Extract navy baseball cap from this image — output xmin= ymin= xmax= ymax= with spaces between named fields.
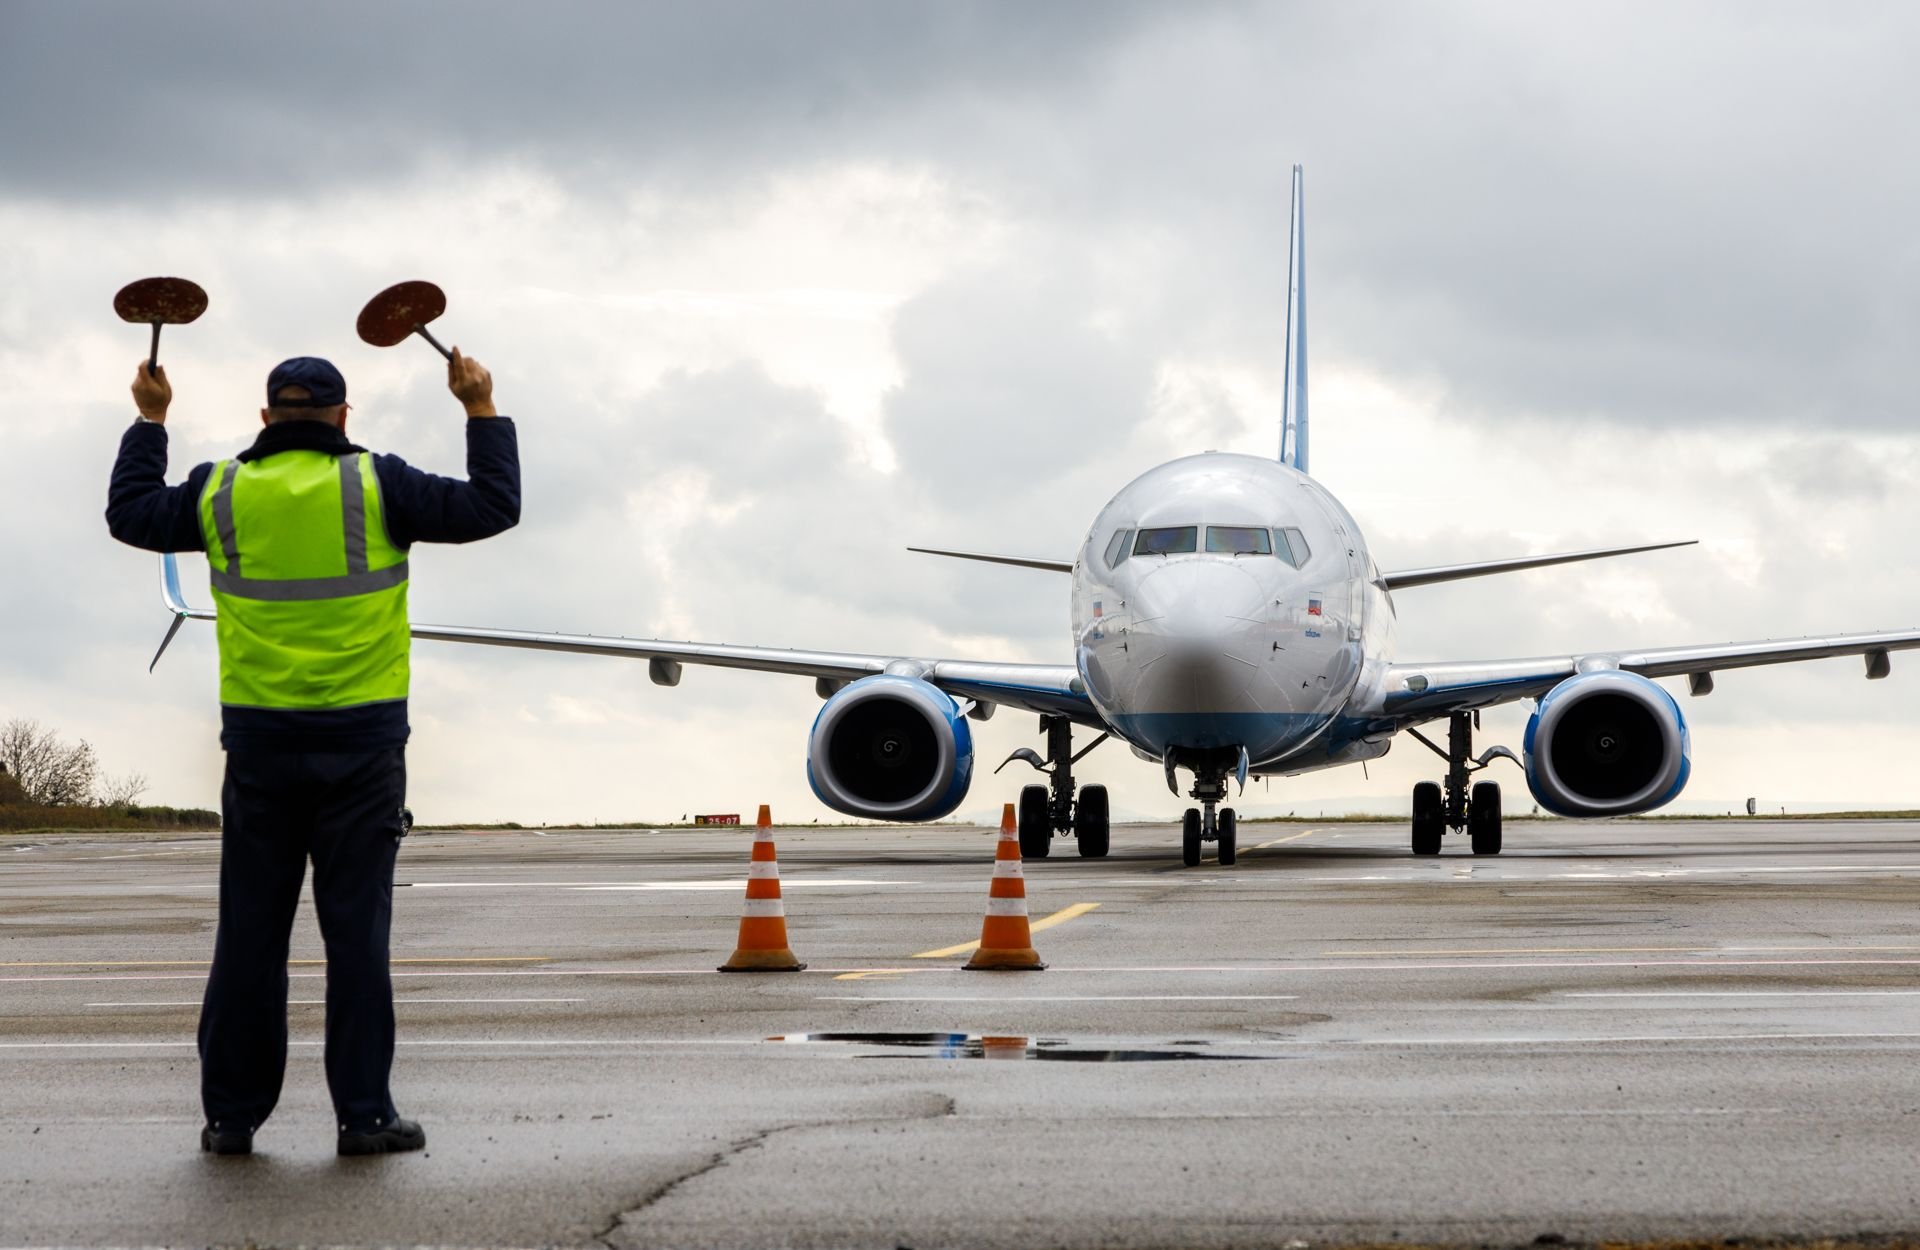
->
xmin=266 ymin=357 xmax=347 ymax=407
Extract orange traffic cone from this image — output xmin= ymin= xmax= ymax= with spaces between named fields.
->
xmin=963 ymin=811 xmax=1046 ymax=971
xmin=719 ymin=805 xmax=806 ymax=972
xmin=980 ymin=1035 xmax=1030 ymax=1060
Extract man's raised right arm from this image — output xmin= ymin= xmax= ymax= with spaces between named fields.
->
xmin=105 ymin=362 xmax=210 ymax=553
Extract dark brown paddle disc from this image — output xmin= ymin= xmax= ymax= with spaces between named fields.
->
xmin=357 ymin=280 xmax=447 ymax=347
xmin=114 ymin=277 xmax=208 ymax=325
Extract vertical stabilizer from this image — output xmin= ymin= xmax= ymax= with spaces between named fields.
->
xmin=1279 ymin=164 xmax=1309 ymax=473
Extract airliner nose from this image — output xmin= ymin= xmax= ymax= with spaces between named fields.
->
xmin=1121 ymin=561 xmax=1273 ymax=748
xmin=1130 ymin=561 xmax=1267 ymax=638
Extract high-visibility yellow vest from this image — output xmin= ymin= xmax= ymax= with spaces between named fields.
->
xmin=197 ymin=450 xmax=410 ymax=710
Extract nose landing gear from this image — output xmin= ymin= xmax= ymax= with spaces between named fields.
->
xmin=1406 ymin=711 xmax=1520 ymax=856
xmin=997 ymin=716 xmax=1112 ymax=859
xmin=1170 ymin=751 xmax=1240 ymax=867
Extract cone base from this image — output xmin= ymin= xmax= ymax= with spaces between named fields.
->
xmin=718 ymin=950 xmax=807 ymax=972
xmin=962 ymin=948 xmax=1047 ymax=971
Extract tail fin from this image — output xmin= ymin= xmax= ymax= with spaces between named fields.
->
xmin=1279 ymin=164 xmax=1309 ymax=474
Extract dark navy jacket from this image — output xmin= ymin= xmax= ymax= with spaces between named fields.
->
xmin=106 ymin=416 xmax=520 ymax=753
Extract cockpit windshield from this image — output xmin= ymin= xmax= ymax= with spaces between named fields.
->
xmin=1120 ymin=524 xmax=1309 ymax=562
xmin=1205 ymin=526 xmax=1272 ymax=556
xmin=1133 ymin=526 xmax=1198 ymax=556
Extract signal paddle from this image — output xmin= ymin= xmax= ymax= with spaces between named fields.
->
xmin=114 ymin=277 xmax=208 ymax=376
xmin=357 ymin=280 xmax=454 ymax=360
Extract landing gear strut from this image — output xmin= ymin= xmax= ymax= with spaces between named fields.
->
xmin=1406 ymin=711 xmax=1519 ymax=857
xmin=1173 ymin=752 xmax=1239 ymax=868
xmin=996 ymin=716 xmax=1111 ymax=860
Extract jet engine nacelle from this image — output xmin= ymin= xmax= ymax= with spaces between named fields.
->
xmin=1523 ymin=669 xmax=1691 ymax=817
xmin=806 ymin=675 xmax=974 ymax=821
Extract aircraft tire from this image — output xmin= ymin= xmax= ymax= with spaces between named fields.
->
xmin=1074 ymin=784 xmax=1111 ymax=858
xmin=1411 ymin=782 xmax=1443 ymax=856
xmin=1181 ymin=808 xmax=1203 ymax=867
xmin=1018 ymin=784 xmax=1051 ymax=859
xmin=1469 ymin=781 xmax=1503 ymax=855
xmin=1217 ymin=807 xmax=1238 ymax=865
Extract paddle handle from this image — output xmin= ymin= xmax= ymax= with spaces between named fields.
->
xmin=412 ymin=323 xmax=454 ymax=361
xmin=147 ymin=322 xmax=161 ymax=376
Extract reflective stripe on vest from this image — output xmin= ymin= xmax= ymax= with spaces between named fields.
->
xmin=199 ymin=449 xmax=410 ymax=711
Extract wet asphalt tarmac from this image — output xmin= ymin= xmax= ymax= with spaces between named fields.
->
xmin=4 ymin=817 xmax=1920 ymax=1248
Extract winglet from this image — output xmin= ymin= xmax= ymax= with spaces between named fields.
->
xmin=160 ymin=551 xmax=191 ymax=616
xmin=1279 ymin=164 xmax=1309 ymax=474
xmin=151 ymin=553 xmax=211 ymax=673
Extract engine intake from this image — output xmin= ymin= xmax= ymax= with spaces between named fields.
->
xmin=806 ymin=675 xmax=974 ymax=821
xmin=1524 ymin=669 xmax=1690 ymax=817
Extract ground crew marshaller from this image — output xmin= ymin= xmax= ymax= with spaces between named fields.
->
xmin=105 ymin=350 xmax=520 ymax=1156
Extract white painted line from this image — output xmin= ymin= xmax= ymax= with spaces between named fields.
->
xmin=1047 ymin=957 xmax=1920 ymax=974
xmin=1565 ymin=990 xmax=1920 ymax=999
xmin=0 ymin=969 xmax=726 ymax=983
xmin=1277 ymin=865 xmax=1920 ymax=883
xmin=815 ymin=995 xmax=1301 ymax=1003
xmin=14 ymin=955 xmax=1920 ymax=987
xmin=0 ymin=1039 xmax=764 ymax=1051
xmin=86 ymin=1006 xmax=583 ymax=1013
xmin=0 ymin=1042 xmax=200 ymax=1049
xmin=408 ymin=878 xmax=914 ymax=891
xmin=1327 ymin=1031 xmax=1920 ymax=1045
xmin=10 ymin=1031 xmax=1920 ymax=1058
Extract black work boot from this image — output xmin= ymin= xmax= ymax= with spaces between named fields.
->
xmin=200 ymin=1121 xmax=255 ymax=1155
xmin=337 ymin=1115 xmax=426 ymax=1156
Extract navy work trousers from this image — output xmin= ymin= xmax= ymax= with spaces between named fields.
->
xmin=198 ymin=748 xmax=406 ymax=1133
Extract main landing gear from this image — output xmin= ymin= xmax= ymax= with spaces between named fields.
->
xmin=997 ymin=716 xmax=1112 ymax=860
xmin=1406 ymin=711 xmax=1519 ymax=857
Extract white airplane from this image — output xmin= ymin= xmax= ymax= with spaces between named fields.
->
xmin=157 ymin=167 xmax=1920 ymax=866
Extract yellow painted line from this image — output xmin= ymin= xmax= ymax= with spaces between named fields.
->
xmin=0 ymin=957 xmax=551 ymax=968
xmin=1252 ymin=829 xmax=1321 ymax=850
xmin=832 ymin=969 xmax=931 ymax=982
xmin=911 ymin=902 xmax=1101 ymax=960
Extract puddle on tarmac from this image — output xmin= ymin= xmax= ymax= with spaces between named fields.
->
xmin=767 ymin=1031 xmax=1276 ymax=1062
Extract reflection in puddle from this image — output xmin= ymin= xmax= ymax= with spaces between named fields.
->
xmin=768 ymin=1031 xmax=1274 ymax=1062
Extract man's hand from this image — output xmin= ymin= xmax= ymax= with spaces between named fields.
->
xmin=131 ymin=361 xmax=171 ymax=423
xmin=448 ymin=348 xmax=497 ymax=418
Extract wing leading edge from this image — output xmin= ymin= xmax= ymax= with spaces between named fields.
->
xmin=154 ymin=555 xmax=1098 ymax=727
xmin=1375 ymin=629 xmax=1920 ymax=723
xmin=1379 ymin=540 xmax=1697 ymax=591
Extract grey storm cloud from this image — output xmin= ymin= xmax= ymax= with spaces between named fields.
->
xmin=0 ymin=0 xmax=1181 ymax=199
xmin=11 ymin=1 xmax=1920 ymax=436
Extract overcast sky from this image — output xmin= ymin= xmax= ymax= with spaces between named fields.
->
xmin=5 ymin=1 xmax=1920 ymax=824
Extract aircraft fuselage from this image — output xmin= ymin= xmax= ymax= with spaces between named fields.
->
xmin=1071 ymin=452 xmax=1398 ymax=776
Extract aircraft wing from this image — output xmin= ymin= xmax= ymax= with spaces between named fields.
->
xmin=1374 ymin=628 xmax=1920 ymax=723
xmin=1378 ymin=540 xmax=1696 ymax=591
xmin=155 ymin=555 xmax=1099 ymax=727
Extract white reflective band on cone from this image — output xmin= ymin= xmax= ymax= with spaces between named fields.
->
xmin=748 ymin=862 xmax=781 ymax=878
xmin=991 ymin=861 xmax=1025 ymax=878
xmin=754 ymin=829 xmax=775 ymax=842
xmin=742 ymin=899 xmax=787 ymax=917
xmin=986 ymin=897 xmax=1030 ymax=916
